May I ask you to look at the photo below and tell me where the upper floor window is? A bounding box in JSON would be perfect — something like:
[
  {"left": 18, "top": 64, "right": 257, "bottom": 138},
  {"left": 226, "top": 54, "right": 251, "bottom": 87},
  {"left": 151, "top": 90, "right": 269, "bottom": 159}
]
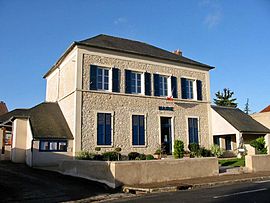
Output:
[
  {"left": 159, "top": 76, "right": 168, "bottom": 97},
  {"left": 131, "top": 72, "right": 142, "bottom": 94},
  {"left": 90, "top": 65, "right": 120, "bottom": 93},
  {"left": 181, "top": 78, "right": 203, "bottom": 101},
  {"left": 97, "top": 67, "right": 109, "bottom": 91},
  {"left": 186, "top": 79, "right": 194, "bottom": 99}
]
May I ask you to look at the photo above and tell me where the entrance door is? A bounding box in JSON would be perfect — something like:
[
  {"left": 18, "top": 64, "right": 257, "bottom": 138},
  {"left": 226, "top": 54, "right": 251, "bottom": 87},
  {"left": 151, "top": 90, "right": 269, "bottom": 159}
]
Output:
[{"left": 160, "top": 117, "right": 172, "bottom": 154}]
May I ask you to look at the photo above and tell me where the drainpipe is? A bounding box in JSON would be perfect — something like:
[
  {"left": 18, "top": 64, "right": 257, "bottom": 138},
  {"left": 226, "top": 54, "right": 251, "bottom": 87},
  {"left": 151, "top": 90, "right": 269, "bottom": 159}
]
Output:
[{"left": 31, "top": 139, "right": 34, "bottom": 167}]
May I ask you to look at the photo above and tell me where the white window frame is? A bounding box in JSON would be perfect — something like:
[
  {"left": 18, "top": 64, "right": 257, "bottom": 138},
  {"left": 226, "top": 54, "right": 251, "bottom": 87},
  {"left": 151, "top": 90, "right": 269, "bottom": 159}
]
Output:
[
  {"left": 159, "top": 75, "right": 169, "bottom": 97},
  {"left": 182, "top": 77, "right": 197, "bottom": 100},
  {"left": 95, "top": 110, "right": 114, "bottom": 147},
  {"left": 186, "top": 116, "right": 200, "bottom": 146},
  {"left": 130, "top": 113, "right": 147, "bottom": 148},
  {"left": 131, "top": 71, "right": 143, "bottom": 94},
  {"left": 96, "top": 66, "right": 112, "bottom": 92}
]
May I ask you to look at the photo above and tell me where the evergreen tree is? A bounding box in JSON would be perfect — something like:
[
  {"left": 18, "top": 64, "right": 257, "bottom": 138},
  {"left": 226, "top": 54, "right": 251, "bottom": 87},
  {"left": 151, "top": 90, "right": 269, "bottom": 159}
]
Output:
[
  {"left": 244, "top": 98, "right": 251, "bottom": 114},
  {"left": 214, "top": 88, "right": 237, "bottom": 107}
]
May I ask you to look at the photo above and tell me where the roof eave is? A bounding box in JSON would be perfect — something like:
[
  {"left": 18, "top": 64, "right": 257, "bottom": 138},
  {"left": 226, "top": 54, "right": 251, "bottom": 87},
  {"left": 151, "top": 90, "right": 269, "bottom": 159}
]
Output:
[
  {"left": 43, "top": 42, "right": 77, "bottom": 78},
  {"left": 76, "top": 42, "right": 215, "bottom": 70}
]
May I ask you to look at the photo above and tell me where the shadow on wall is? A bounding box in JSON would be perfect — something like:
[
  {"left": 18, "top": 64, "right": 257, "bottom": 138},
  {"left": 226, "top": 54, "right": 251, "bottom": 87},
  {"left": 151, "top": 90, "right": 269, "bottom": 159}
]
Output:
[{"left": 11, "top": 147, "right": 73, "bottom": 167}]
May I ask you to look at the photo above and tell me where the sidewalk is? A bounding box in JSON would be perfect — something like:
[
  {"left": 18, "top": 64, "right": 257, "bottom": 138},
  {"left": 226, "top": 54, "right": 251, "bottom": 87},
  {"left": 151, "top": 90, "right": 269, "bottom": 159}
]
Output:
[{"left": 123, "top": 171, "right": 270, "bottom": 194}]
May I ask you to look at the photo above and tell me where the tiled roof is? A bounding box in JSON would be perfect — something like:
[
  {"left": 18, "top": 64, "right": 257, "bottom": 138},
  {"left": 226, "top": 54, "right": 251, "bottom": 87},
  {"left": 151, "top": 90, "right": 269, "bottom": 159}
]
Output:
[
  {"left": 77, "top": 34, "right": 214, "bottom": 69},
  {"left": 260, "top": 105, "right": 270, "bottom": 113},
  {"left": 212, "top": 105, "right": 270, "bottom": 133},
  {"left": 0, "top": 101, "right": 8, "bottom": 116},
  {"left": 0, "top": 102, "right": 73, "bottom": 140},
  {"left": 44, "top": 34, "right": 215, "bottom": 78}
]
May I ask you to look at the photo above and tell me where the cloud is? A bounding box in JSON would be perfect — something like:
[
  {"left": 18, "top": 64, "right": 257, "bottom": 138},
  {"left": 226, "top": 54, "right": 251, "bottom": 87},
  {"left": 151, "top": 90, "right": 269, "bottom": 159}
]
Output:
[
  {"left": 199, "top": 0, "right": 222, "bottom": 29},
  {"left": 204, "top": 11, "right": 222, "bottom": 28},
  {"left": 114, "top": 17, "right": 127, "bottom": 25}
]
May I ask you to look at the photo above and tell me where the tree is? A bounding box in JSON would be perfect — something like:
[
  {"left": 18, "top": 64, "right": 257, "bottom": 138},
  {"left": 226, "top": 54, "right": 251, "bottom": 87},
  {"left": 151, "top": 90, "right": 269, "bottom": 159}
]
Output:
[
  {"left": 244, "top": 98, "right": 251, "bottom": 114},
  {"left": 214, "top": 88, "right": 237, "bottom": 107}
]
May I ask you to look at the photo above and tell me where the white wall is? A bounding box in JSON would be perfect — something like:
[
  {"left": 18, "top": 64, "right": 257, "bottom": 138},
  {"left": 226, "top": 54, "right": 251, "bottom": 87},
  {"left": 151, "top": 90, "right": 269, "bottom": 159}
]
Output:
[
  {"left": 251, "top": 112, "right": 270, "bottom": 129},
  {"left": 211, "top": 108, "right": 239, "bottom": 136}
]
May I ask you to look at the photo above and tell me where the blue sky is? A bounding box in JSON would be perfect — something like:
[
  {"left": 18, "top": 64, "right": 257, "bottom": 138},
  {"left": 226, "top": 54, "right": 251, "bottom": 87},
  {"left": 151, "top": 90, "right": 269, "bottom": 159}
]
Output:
[{"left": 0, "top": 0, "right": 269, "bottom": 113}]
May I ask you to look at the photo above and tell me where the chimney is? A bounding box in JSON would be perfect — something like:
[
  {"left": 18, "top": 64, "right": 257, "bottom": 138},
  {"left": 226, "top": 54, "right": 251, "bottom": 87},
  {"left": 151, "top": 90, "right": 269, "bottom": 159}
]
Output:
[{"left": 173, "top": 49, "right": 182, "bottom": 56}]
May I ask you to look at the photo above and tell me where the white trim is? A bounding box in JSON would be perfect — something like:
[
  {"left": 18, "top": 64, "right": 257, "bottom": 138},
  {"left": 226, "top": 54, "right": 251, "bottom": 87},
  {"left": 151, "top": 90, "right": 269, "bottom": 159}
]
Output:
[
  {"left": 159, "top": 115, "right": 175, "bottom": 154},
  {"left": 186, "top": 116, "right": 200, "bottom": 146},
  {"left": 130, "top": 113, "right": 148, "bottom": 148},
  {"left": 94, "top": 111, "right": 114, "bottom": 147}
]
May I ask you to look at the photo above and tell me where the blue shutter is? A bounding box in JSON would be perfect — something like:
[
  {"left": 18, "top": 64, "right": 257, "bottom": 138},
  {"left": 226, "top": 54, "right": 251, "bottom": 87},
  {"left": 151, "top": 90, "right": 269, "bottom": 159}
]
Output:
[
  {"left": 125, "top": 70, "right": 131, "bottom": 93},
  {"left": 171, "top": 76, "right": 178, "bottom": 98},
  {"left": 112, "top": 68, "right": 120, "bottom": 92},
  {"left": 196, "top": 80, "right": 203, "bottom": 101},
  {"left": 144, "top": 72, "right": 151, "bottom": 96},
  {"left": 105, "top": 113, "right": 111, "bottom": 145},
  {"left": 132, "top": 115, "right": 139, "bottom": 145},
  {"left": 139, "top": 115, "right": 145, "bottom": 145},
  {"left": 188, "top": 118, "right": 194, "bottom": 143},
  {"left": 193, "top": 118, "right": 199, "bottom": 144},
  {"left": 181, "top": 78, "right": 187, "bottom": 99},
  {"left": 153, "top": 74, "right": 160, "bottom": 96},
  {"left": 90, "top": 65, "right": 97, "bottom": 90},
  {"left": 97, "top": 113, "right": 105, "bottom": 145}
]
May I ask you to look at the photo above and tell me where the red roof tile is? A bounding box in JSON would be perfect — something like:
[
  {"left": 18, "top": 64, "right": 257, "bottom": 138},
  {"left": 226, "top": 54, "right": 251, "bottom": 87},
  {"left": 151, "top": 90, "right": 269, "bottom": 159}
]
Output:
[{"left": 260, "top": 105, "right": 270, "bottom": 113}]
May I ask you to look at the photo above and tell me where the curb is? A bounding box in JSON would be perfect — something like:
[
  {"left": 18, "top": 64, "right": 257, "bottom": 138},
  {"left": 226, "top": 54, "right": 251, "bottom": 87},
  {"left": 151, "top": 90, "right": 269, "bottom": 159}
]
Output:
[{"left": 122, "top": 175, "right": 270, "bottom": 194}]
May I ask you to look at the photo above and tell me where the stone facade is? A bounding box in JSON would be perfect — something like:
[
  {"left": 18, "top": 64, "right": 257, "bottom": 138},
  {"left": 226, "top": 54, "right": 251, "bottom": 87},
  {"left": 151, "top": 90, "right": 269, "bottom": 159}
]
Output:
[{"left": 81, "top": 53, "right": 211, "bottom": 154}]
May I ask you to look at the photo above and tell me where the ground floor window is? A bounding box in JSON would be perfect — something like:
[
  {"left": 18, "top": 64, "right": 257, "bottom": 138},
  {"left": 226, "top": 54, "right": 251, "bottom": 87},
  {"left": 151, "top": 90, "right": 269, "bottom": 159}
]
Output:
[
  {"left": 97, "top": 113, "right": 112, "bottom": 145},
  {"left": 225, "top": 136, "right": 232, "bottom": 150},
  {"left": 214, "top": 136, "right": 220, "bottom": 146},
  {"left": 39, "top": 140, "right": 67, "bottom": 152},
  {"left": 4, "top": 131, "right": 12, "bottom": 145},
  {"left": 132, "top": 115, "right": 145, "bottom": 145},
  {"left": 188, "top": 117, "right": 199, "bottom": 144}
]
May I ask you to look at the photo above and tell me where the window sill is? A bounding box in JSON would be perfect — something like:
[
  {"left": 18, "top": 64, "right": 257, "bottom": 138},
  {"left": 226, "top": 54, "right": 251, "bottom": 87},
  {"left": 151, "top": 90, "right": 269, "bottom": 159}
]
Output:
[
  {"left": 132, "top": 145, "right": 147, "bottom": 148},
  {"left": 96, "top": 145, "right": 114, "bottom": 148}
]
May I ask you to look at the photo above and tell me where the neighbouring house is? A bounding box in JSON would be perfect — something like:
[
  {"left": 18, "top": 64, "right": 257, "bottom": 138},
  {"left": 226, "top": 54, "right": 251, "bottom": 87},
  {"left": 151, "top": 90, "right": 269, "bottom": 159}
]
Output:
[
  {"left": 0, "top": 34, "right": 215, "bottom": 166},
  {"left": 211, "top": 105, "right": 270, "bottom": 157},
  {"left": 0, "top": 101, "right": 9, "bottom": 160},
  {"left": 0, "top": 102, "right": 73, "bottom": 166},
  {"left": 251, "top": 105, "right": 270, "bottom": 129}
]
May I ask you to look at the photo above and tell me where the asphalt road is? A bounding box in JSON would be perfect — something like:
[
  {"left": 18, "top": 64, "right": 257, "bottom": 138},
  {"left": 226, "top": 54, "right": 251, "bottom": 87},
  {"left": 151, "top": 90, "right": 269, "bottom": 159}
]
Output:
[
  {"left": 112, "top": 180, "right": 270, "bottom": 203},
  {"left": 0, "top": 161, "right": 116, "bottom": 202}
]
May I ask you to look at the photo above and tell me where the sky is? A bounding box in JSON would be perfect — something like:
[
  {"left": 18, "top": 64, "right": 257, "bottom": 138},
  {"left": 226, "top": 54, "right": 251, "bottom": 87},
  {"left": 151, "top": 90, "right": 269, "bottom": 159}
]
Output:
[{"left": 0, "top": 0, "right": 270, "bottom": 113}]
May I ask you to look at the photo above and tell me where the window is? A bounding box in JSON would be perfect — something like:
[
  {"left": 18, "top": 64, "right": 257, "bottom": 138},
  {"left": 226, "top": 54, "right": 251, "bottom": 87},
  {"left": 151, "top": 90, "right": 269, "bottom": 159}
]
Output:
[
  {"left": 97, "top": 67, "right": 109, "bottom": 91},
  {"left": 188, "top": 118, "right": 199, "bottom": 144},
  {"left": 159, "top": 76, "right": 168, "bottom": 97},
  {"left": 186, "top": 79, "right": 194, "bottom": 99},
  {"left": 214, "top": 136, "right": 220, "bottom": 146},
  {"left": 4, "top": 132, "right": 12, "bottom": 145},
  {"left": 131, "top": 72, "right": 142, "bottom": 94},
  {"left": 97, "top": 113, "right": 112, "bottom": 145},
  {"left": 225, "top": 136, "right": 232, "bottom": 150},
  {"left": 39, "top": 140, "right": 67, "bottom": 152},
  {"left": 132, "top": 115, "right": 145, "bottom": 145}
]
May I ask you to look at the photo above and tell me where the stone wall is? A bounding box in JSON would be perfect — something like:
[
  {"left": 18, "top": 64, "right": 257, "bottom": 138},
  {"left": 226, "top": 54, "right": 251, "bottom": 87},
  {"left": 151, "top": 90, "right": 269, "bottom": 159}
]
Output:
[
  {"left": 59, "top": 158, "right": 219, "bottom": 188},
  {"left": 81, "top": 53, "right": 211, "bottom": 154},
  {"left": 245, "top": 155, "right": 270, "bottom": 172}
]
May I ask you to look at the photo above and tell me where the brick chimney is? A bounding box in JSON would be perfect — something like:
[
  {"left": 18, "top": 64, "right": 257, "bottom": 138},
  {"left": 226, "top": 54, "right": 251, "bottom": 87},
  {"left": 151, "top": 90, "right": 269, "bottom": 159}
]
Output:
[
  {"left": 0, "top": 101, "right": 8, "bottom": 116},
  {"left": 173, "top": 49, "right": 182, "bottom": 56}
]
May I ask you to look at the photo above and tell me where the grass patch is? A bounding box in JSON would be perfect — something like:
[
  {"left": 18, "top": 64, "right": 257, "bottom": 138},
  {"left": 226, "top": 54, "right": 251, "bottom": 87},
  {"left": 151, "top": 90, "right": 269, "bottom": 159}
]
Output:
[{"left": 219, "top": 158, "right": 245, "bottom": 167}]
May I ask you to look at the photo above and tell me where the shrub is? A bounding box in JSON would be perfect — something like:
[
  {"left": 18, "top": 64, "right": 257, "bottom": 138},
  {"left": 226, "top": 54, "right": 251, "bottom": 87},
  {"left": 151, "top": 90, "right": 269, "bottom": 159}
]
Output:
[
  {"left": 250, "top": 137, "right": 267, "bottom": 154},
  {"left": 128, "top": 152, "right": 140, "bottom": 160},
  {"left": 154, "top": 148, "right": 162, "bottom": 155},
  {"left": 146, "top": 154, "right": 155, "bottom": 160},
  {"left": 199, "top": 147, "right": 213, "bottom": 157},
  {"left": 188, "top": 143, "right": 200, "bottom": 157},
  {"left": 93, "top": 154, "right": 103, "bottom": 161},
  {"left": 102, "top": 151, "right": 120, "bottom": 161},
  {"left": 139, "top": 153, "right": 146, "bottom": 160},
  {"left": 173, "top": 140, "right": 184, "bottom": 159},
  {"left": 76, "top": 151, "right": 95, "bottom": 160},
  {"left": 211, "top": 144, "right": 224, "bottom": 158}
]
